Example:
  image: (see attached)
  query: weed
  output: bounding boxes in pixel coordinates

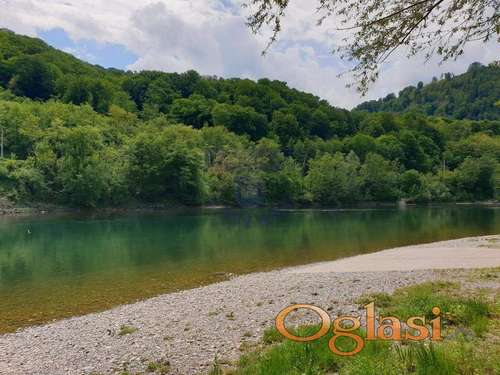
[262,327,284,345]
[146,359,170,374]
[118,325,138,336]
[356,292,393,308]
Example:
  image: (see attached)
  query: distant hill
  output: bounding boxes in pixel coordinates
[0,29,499,208]
[1,28,498,123]
[356,62,500,120]
[0,28,352,137]
[0,28,107,76]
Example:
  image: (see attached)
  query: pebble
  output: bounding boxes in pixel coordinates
[0,266,487,374]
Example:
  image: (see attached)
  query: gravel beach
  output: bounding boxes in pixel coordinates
[0,235,498,375]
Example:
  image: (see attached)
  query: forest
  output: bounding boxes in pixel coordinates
[356,62,500,120]
[0,29,499,208]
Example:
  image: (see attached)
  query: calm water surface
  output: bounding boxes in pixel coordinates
[0,206,499,332]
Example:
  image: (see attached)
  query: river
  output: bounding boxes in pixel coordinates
[0,205,498,332]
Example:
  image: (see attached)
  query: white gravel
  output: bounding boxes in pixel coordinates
[292,235,500,273]
[0,235,498,375]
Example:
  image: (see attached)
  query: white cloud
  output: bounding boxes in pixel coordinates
[0,0,498,108]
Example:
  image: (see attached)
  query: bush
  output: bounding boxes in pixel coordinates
[128,126,206,204]
[306,152,362,205]
[451,155,498,201]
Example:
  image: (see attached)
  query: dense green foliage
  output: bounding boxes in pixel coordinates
[356,62,500,120]
[0,29,498,207]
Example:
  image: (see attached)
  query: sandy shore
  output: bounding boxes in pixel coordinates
[0,235,498,375]
[292,235,500,273]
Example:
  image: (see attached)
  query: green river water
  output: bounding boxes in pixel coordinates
[0,206,499,332]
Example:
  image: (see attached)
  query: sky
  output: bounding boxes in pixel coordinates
[0,0,498,109]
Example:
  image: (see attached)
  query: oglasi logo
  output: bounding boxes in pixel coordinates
[276,303,442,356]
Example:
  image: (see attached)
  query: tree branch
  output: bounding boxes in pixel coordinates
[335,0,436,31]
[378,0,446,63]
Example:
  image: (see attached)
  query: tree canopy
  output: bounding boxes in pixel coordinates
[356,62,500,120]
[0,29,498,208]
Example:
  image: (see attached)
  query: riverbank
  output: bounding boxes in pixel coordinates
[0,200,193,217]
[1,198,498,218]
[0,235,498,374]
[291,235,500,272]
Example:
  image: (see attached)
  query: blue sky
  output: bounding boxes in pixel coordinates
[1,0,498,108]
[38,28,137,69]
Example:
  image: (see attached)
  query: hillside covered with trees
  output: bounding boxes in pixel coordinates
[0,29,498,208]
[356,63,500,120]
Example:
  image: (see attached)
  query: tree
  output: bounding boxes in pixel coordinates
[89,80,112,114]
[263,158,304,204]
[356,63,500,120]
[399,130,427,171]
[270,109,303,146]
[32,126,121,207]
[244,0,499,93]
[444,133,500,169]
[123,73,152,110]
[200,126,249,168]
[399,169,424,198]
[207,143,262,206]
[359,112,399,136]
[375,134,404,162]
[0,101,42,159]
[254,137,285,173]
[170,70,201,98]
[360,153,399,201]
[60,76,93,106]
[0,28,499,208]
[452,156,498,200]
[170,95,214,128]
[0,60,12,87]
[344,134,376,161]
[306,152,362,205]
[127,126,205,204]
[143,77,179,116]
[309,107,331,139]
[232,79,287,117]
[212,103,268,140]
[417,173,452,202]
[9,56,58,100]
[60,76,113,113]
[1,159,46,201]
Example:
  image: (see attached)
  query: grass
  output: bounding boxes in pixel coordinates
[356,291,393,308]
[262,326,285,345]
[357,281,493,336]
[216,279,498,375]
[468,267,500,281]
[118,324,138,336]
[146,359,170,374]
[208,358,223,375]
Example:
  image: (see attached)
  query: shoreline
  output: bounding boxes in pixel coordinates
[0,200,498,219]
[290,234,500,273]
[0,235,498,374]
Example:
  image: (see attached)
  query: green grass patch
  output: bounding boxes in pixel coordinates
[223,281,498,375]
[118,324,138,336]
[146,359,170,374]
[236,326,340,375]
[468,267,500,281]
[356,291,393,308]
[262,327,285,345]
[359,281,492,336]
